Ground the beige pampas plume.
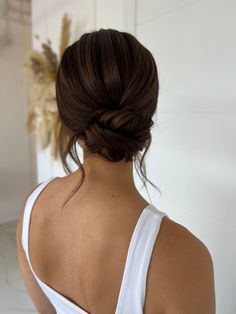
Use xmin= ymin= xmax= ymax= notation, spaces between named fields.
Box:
xmin=24 ymin=50 xmax=49 ymax=83
xmin=26 ymin=109 xmax=36 ymax=134
xmin=59 ymin=13 xmax=72 ymax=59
xmin=24 ymin=13 xmax=72 ymax=160
xmin=41 ymin=41 xmax=58 ymax=80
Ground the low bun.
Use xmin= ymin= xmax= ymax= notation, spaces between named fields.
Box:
xmin=84 ymin=108 xmax=154 ymax=161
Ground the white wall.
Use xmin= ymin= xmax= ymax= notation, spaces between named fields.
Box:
xmin=136 ymin=1 xmax=236 ymax=313
xmin=32 ymin=0 xmax=236 ymax=313
xmin=0 ymin=16 xmax=37 ymax=223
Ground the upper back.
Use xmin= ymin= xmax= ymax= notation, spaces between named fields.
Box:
xmin=22 ymin=172 xmax=215 ymax=314
xmin=22 ymin=173 xmax=168 ymax=313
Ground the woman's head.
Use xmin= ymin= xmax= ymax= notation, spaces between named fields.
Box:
xmin=56 ymin=28 xmax=160 ymax=205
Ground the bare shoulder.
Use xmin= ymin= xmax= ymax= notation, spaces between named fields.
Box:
xmin=149 ymin=216 xmax=216 ymax=314
xmin=159 ymin=216 xmax=213 ymax=262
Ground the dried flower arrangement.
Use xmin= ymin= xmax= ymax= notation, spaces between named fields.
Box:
xmin=24 ymin=13 xmax=72 ymax=160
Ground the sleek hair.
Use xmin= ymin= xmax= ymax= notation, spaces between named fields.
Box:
xmin=56 ymin=28 xmax=160 ymax=206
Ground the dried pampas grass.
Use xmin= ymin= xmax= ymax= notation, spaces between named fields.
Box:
xmin=59 ymin=13 xmax=72 ymax=59
xmin=41 ymin=41 xmax=58 ymax=79
xmin=25 ymin=50 xmax=49 ymax=83
xmin=24 ymin=13 xmax=72 ymax=160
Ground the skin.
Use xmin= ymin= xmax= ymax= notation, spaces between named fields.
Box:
xmin=16 ymin=139 xmax=216 ymax=313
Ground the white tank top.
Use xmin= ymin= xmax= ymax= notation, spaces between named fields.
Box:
xmin=21 ymin=177 xmax=167 ymax=314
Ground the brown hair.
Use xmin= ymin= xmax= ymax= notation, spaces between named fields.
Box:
xmin=56 ymin=28 xmax=161 ymax=206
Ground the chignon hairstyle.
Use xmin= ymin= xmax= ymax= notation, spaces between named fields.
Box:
xmin=56 ymin=28 xmax=161 ymax=207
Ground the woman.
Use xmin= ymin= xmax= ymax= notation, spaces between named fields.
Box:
xmin=16 ymin=29 xmax=215 ymax=314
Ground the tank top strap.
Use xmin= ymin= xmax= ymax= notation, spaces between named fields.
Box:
xmin=21 ymin=177 xmax=57 ymax=262
xmin=115 ymin=205 xmax=167 ymax=313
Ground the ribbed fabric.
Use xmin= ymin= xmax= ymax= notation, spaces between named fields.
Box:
xmin=22 ymin=177 xmax=167 ymax=314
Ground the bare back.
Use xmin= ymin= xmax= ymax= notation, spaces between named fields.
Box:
xmin=28 ymin=171 xmax=215 ymax=314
